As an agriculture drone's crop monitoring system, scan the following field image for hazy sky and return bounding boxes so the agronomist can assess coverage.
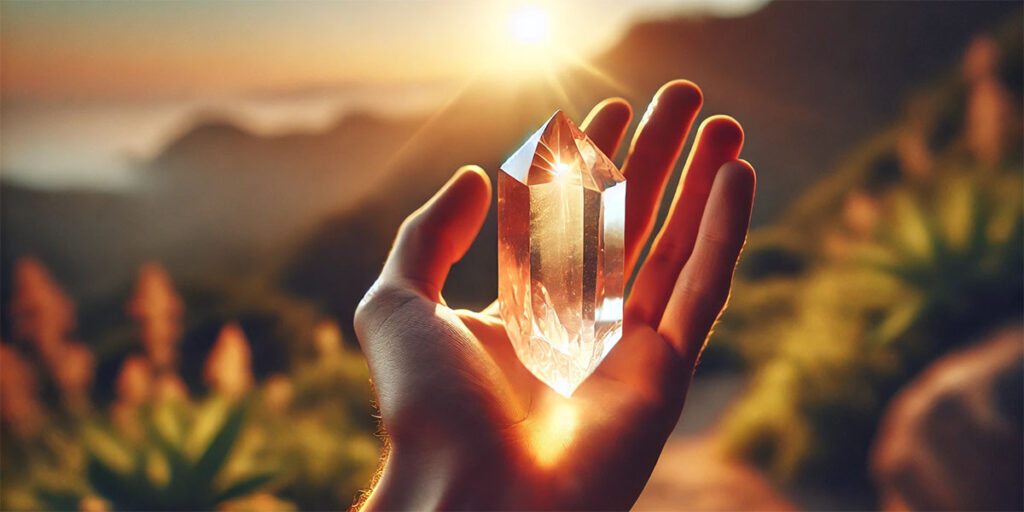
[1,0,768,189]
[2,0,766,99]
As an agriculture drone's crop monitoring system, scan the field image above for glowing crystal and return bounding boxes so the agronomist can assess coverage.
[498,111,626,397]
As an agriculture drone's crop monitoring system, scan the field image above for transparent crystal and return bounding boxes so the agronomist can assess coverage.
[498,111,626,397]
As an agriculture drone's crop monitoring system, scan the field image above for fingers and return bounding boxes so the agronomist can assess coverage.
[581,98,632,158]
[627,116,744,327]
[381,165,492,300]
[621,80,704,273]
[657,160,755,362]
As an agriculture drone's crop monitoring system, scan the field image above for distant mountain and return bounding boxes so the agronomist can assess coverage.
[148,110,424,265]
[1,110,424,301]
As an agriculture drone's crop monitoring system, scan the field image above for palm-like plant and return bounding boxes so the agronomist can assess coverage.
[721,171,1022,482]
[77,398,276,511]
[860,172,1022,360]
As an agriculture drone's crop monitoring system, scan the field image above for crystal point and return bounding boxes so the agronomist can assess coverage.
[498,111,626,397]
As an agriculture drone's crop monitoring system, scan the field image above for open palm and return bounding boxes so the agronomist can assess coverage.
[354,80,756,510]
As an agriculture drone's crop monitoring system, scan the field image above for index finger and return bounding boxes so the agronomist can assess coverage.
[581,98,633,158]
[622,80,704,274]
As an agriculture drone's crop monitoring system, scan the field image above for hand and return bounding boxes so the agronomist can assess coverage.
[354,80,756,510]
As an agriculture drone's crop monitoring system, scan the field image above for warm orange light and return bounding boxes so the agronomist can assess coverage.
[527,399,578,467]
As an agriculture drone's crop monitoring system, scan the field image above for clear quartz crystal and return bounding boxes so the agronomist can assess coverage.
[498,111,626,397]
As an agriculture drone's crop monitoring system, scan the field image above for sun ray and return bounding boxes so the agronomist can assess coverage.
[554,48,635,97]
[377,69,486,174]
[541,60,574,110]
[382,3,635,178]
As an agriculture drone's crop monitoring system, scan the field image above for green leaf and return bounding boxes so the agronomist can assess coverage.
[145,414,189,493]
[81,423,133,474]
[891,194,932,260]
[192,401,249,497]
[872,296,925,345]
[213,471,276,504]
[87,456,141,510]
[87,456,128,498]
[35,488,83,512]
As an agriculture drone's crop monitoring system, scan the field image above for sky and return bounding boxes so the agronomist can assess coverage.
[1,0,768,189]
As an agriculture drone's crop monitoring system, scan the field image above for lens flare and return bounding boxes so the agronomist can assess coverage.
[509,5,550,44]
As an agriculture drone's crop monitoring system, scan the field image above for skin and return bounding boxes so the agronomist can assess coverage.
[354,79,756,510]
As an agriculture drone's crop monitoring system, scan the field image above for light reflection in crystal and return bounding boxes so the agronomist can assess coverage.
[498,111,625,396]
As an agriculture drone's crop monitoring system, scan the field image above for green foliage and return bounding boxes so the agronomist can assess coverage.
[864,173,1023,348]
[257,347,381,509]
[1,426,92,511]
[27,398,277,511]
[2,271,379,511]
[720,172,1022,485]
[716,20,1023,488]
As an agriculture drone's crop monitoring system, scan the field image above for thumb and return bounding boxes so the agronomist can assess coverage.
[381,165,492,301]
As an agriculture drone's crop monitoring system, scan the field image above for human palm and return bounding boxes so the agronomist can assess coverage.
[355,80,756,510]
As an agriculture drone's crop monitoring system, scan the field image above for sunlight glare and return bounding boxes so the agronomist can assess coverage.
[528,399,578,467]
[509,5,550,44]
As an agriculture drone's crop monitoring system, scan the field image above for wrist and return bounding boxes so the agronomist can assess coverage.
[361,436,517,510]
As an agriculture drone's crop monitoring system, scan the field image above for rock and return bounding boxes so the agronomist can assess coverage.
[871,326,1024,511]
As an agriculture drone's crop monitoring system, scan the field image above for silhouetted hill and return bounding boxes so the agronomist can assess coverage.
[1,110,425,302]
[152,119,253,170]
[147,110,425,266]
[153,111,418,178]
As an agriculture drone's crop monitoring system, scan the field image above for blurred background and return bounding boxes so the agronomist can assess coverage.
[1,1,1021,510]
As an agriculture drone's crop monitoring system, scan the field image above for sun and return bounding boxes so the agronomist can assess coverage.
[508,5,550,45]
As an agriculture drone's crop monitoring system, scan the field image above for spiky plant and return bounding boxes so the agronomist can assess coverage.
[721,170,1022,484]
[861,172,1022,361]
[71,398,277,511]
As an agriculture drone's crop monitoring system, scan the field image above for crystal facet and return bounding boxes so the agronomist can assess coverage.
[498,111,626,397]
